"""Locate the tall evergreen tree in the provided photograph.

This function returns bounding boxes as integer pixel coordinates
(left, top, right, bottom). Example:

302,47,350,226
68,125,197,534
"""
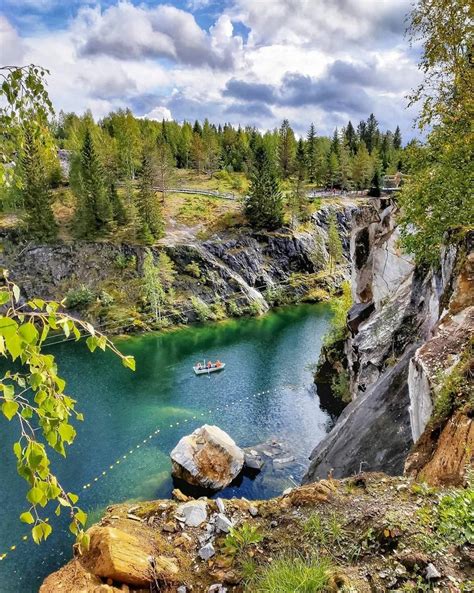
365,113,379,154
75,129,112,237
306,123,318,183
278,119,295,179
20,128,57,241
245,146,283,230
393,125,402,150
108,183,127,225
136,151,164,243
295,138,306,182
344,121,358,154
327,212,343,272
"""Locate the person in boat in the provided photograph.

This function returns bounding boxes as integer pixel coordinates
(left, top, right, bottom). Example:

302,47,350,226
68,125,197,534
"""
207,360,212,369
196,362,202,370
215,360,222,368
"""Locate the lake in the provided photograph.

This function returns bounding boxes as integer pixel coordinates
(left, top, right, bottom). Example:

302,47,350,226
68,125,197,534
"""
0,303,335,592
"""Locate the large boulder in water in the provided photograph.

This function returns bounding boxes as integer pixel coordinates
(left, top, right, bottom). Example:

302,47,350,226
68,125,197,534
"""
170,424,244,490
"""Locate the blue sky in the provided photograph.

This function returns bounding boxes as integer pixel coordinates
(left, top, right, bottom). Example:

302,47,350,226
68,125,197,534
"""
1,0,421,138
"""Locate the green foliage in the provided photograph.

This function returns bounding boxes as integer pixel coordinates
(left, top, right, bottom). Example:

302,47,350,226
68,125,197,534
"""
136,151,164,242
399,0,473,264
249,555,331,593
73,129,113,237
184,261,201,278
0,65,55,188
245,146,284,230
18,127,58,241
436,483,474,545
0,270,134,546
114,254,136,271
324,281,352,348
433,341,473,422
190,296,215,322
331,369,351,402
64,285,95,309
142,250,176,323
224,523,263,556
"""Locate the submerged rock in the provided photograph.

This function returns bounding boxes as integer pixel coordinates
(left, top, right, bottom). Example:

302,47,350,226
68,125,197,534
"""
170,424,244,490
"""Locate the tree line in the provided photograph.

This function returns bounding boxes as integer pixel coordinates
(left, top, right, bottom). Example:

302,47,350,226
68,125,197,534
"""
2,102,407,240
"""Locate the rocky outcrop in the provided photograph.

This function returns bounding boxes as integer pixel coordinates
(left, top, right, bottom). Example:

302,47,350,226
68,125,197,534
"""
40,474,472,592
0,202,354,331
305,198,473,485
170,425,245,490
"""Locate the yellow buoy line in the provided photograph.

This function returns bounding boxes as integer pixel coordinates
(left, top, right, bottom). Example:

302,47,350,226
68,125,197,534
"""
0,383,300,562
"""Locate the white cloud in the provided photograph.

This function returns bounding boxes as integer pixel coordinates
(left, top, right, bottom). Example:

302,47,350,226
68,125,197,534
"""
144,106,173,121
0,15,27,63
1,0,421,138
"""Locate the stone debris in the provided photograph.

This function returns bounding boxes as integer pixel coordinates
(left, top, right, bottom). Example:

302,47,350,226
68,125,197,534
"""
208,585,227,593
215,513,233,533
215,498,226,513
248,505,259,517
273,455,296,469
172,488,189,502
177,586,187,593
198,542,216,561
425,563,441,580
244,451,265,470
177,500,208,527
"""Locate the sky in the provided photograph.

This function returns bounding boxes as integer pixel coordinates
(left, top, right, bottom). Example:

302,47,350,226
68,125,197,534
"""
1,0,422,138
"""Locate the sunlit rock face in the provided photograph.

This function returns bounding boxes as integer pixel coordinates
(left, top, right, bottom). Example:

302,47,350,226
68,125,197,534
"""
305,200,472,485
170,424,245,490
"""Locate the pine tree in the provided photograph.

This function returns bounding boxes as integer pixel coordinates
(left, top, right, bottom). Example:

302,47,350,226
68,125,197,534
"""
330,128,340,157
368,168,382,197
365,113,379,154
278,119,295,179
337,143,352,191
344,121,358,154
108,183,127,225
393,125,402,150
326,151,339,188
245,146,283,230
20,128,57,241
295,138,306,182
75,129,112,237
136,151,164,242
306,123,317,183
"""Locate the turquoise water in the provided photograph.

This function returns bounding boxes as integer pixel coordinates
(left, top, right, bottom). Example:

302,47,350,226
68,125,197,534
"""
0,304,334,592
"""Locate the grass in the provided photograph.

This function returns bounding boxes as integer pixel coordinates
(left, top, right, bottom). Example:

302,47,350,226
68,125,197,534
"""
248,555,332,593
224,523,264,557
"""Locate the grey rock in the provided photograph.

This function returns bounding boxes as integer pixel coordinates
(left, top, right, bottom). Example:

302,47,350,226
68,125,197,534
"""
216,498,225,514
215,513,233,533
248,506,259,517
273,456,295,469
177,500,208,527
244,452,265,470
426,563,441,580
208,585,227,593
177,587,187,593
198,542,216,561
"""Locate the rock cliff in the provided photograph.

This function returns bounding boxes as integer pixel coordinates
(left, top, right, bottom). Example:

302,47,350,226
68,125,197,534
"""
305,199,473,485
0,202,355,331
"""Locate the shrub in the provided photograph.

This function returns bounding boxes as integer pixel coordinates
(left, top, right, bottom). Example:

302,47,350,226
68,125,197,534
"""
210,301,227,320
114,254,136,271
184,261,201,278
224,523,263,556
436,479,474,545
64,285,95,309
331,369,351,402
227,300,241,317
98,290,114,307
250,555,332,593
323,281,352,348
190,296,215,322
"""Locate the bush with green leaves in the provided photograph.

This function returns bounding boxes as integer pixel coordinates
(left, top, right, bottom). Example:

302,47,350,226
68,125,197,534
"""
436,481,474,546
64,285,95,309
190,295,215,322
323,281,352,348
184,261,201,278
0,269,135,548
224,523,263,556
